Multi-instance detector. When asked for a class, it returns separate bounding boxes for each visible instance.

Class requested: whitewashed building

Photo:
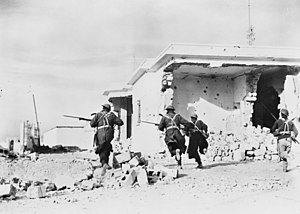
[104,44,300,154]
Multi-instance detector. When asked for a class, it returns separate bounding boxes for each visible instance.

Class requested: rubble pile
[100,151,178,189]
[0,150,178,201]
[206,126,278,162]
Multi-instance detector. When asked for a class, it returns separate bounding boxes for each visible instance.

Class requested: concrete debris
[136,168,149,186]
[53,175,76,190]
[79,179,95,191]
[115,151,132,164]
[129,156,140,167]
[206,126,278,162]
[0,149,178,201]
[45,182,57,192]
[19,180,32,191]
[233,149,246,162]
[120,168,137,187]
[27,185,46,199]
[0,184,17,197]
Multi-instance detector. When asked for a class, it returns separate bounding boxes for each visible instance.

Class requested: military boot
[283,161,288,172]
[175,149,182,169]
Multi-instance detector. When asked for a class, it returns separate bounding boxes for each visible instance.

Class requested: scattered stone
[233,149,246,162]
[120,169,137,187]
[45,182,57,192]
[27,185,46,199]
[112,168,123,179]
[214,156,222,162]
[129,156,140,167]
[93,168,105,179]
[80,180,94,191]
[115,152,132,164]
[19,180,32,191]
[53,175,76,190]
[121,163,131,173]
[136,168,149,186]
[0,184,17,197]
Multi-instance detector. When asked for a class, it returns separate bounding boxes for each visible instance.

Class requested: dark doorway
[252,72,284,129]
[109,95,132,139]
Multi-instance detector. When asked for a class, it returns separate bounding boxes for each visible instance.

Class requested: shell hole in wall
[251,68,290,129]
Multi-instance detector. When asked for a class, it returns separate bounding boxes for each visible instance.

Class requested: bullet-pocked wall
[172,75,236,133]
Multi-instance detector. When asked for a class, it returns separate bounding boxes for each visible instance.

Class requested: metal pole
[32,94,40,147]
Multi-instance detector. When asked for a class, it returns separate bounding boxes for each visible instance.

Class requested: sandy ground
[1,145,300,214]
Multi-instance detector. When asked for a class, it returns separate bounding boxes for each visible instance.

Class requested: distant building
[104,44,300,154]
[42,125,94,149]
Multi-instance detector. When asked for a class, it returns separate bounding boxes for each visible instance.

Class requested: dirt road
[1,148,300,214]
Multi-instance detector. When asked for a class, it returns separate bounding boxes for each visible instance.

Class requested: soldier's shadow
[202,161,249,169]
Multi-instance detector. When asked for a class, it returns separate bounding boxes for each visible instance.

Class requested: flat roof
[128,44,300,85]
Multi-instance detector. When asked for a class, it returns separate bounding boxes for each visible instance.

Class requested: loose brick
[27,185,46,199]
[115,152,131,164]
[129,156,140,167]
[0,184,17,197]
[136,168,148,186]
[121,169,137,187]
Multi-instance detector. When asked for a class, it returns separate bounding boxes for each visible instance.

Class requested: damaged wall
[172,75,237,132]
[280,74,300,137]
[282,75,300,116]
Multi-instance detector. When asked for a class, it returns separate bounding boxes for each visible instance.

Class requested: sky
[1,0,300,141]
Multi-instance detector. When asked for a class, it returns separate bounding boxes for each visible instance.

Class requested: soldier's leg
[175,149,182,168]
[195,152,203,169]
[278,139,288,172]
[167,142,182,168]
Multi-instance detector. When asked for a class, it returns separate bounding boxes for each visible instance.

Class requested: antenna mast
[247,0,255,45]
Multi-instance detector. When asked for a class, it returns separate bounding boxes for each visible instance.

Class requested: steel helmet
[102,103,111,111]
[165,105,175,111]
[191,113,198,119]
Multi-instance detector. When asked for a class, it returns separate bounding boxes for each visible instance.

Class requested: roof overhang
[103,85,132,97]
[128,44,300,84]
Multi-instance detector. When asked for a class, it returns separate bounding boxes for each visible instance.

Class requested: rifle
[63,115,92,122]
[141,120,159,126]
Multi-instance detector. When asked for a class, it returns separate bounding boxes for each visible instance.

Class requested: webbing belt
[166,126,179,130]
[97,125,110,130]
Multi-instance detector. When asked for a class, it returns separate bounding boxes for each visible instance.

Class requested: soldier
[158,105,190,169]
[187,113,209,169]
[271,109,298,172]
[90,103,124,173]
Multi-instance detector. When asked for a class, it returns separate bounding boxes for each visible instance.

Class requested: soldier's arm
[90,113,99,127]
[271,120,279,133]
[158,118,165,131]
[201,121,208,133]
[292,122,298,137]
[113,114,124,126]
